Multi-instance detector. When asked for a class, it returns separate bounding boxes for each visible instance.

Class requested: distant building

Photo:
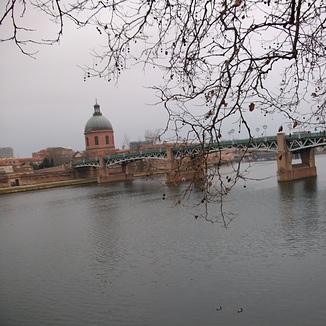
[0,147,14,158]
[32,147,74,166]
[84,101,116,158]
[130,140,153,150]
[32,149,47,161]
[72,151,84,162]
[0,157,26,166]
[0,165,14,174]
[45,147,74,166]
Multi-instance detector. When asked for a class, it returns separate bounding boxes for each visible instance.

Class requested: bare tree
[122,134,131,149]
[2,0,326,223]
[144,129,161,144]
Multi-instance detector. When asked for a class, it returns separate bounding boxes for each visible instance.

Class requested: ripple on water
[1,159,326,325]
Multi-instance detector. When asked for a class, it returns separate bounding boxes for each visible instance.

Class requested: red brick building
[32,149,47,161]
[84,101,116,158]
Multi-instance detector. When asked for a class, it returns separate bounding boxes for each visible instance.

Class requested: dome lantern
[93,100,102,116]
[84,101,113,133]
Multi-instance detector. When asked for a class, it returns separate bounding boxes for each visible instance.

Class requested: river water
[1,156,326,325]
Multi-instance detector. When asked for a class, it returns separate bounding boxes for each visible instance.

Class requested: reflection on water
[277,176,325,257]
[1,157,326,325]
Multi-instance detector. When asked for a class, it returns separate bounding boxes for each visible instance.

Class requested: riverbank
[0,178,98,195]
[0,170,169,195]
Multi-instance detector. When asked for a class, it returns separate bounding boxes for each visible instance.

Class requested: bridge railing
[72,132,326,168]
[285,131,326,151]
[72,158,100,168]
[103,148,167,160]
[285,131,326,140]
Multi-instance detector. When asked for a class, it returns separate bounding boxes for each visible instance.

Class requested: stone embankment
[0,178,97,195]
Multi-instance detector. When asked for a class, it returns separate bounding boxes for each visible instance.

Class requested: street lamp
[263,125,267,136]
[230,129,235,140]
[255,127,260,137]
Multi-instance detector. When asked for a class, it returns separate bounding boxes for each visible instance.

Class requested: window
[105,135,109,144]
[95,136,99,145]
[86,137,89,147]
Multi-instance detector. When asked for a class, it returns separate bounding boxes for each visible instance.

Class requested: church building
[84,101,116,158]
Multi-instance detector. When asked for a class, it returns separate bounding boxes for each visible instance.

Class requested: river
[1,156,326,325]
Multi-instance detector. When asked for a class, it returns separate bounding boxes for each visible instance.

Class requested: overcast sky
[0,16,172,158]
[0,9,287,158]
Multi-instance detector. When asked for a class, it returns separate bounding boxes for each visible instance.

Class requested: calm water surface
[1,156,326,325]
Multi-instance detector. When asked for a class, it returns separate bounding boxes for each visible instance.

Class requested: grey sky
[0,21,171,158]
[0,11,290,158]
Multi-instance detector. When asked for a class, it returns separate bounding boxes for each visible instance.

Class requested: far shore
[2,151,325,195]
[0,178,98,195]
[0,171,167,195]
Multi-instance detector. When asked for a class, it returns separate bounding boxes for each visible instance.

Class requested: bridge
[72,131,326,182]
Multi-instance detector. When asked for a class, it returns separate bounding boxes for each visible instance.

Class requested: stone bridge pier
[166,148,205,183]
[98,157,133,183]
[277,133,317,182]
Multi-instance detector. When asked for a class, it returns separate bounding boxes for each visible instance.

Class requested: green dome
[84,102,113,132]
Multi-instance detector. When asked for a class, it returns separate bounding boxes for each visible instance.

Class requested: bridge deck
[72,132,326,168]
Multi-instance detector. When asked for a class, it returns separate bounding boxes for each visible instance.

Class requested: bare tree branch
[2,0,326,222]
